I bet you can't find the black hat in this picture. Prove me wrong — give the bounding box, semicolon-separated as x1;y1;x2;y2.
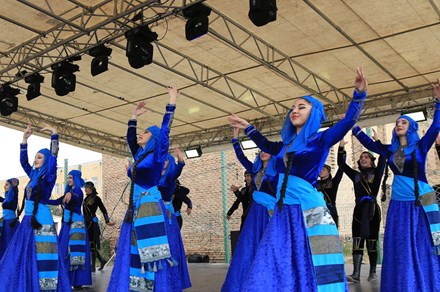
323;164;331;173
85;181;95;188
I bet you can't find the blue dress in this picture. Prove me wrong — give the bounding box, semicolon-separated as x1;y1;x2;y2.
108;104;180;292
0;134;71;292
242;91;366;292
353;100;440;291
48;190;92;286
158;158;192;290
222;139;278;292
0;178;19;260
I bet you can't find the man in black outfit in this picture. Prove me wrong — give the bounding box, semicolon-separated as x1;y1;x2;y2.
172;180;192;229
227;170;253;231
83;181;115;272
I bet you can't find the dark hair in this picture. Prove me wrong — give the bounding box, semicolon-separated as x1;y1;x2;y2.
30;177;43;229
10;193;26;228
411;151;420;206
380;162;389;202
278;152;294;211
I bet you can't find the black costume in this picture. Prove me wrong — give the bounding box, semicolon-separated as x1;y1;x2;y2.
83;182;110;272
172;182;192;230
338;146;386;282
316;165;343;227
227;184;253;231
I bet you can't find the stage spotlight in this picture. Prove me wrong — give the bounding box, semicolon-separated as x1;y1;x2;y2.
24;73;44;101
184;146;202;159
89;44;113;76
51;58;80;96
125;25;158;69
182;3;211;41
249;0;277;27
0;84;20;116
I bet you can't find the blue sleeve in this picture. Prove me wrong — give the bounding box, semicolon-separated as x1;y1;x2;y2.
352;127;389;156
321;90;366;147
174;161;185;180
0;196;4;203
127;119;139;158
244;125;284;155
419;100;440;153
154;104;175;163
45;134;59;184
231;138;254;173
20;144;32;176
47;196;64;206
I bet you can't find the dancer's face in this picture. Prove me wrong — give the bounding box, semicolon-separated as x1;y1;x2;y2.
319;167;330;179
137;130;152;147
85;186;92;195
4;181;10;192
290;98;311;129
395;118;409;137
359;152;373;168
259;151;271;162
244;173;252;185
34;152;45;169
67;175;74;187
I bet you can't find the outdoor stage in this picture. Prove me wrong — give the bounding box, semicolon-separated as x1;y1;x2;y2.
87;263;380;291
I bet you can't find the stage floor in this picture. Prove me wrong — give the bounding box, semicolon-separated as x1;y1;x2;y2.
83;263;380;291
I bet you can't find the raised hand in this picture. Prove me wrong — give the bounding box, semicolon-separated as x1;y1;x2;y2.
40;123;57;135
131;101;148;119
228;114;250;129
233;127;240;139
174;147;185;162
167;86;179;105
371;128;379;141
354;65;368;92
23;124;33;140
339;138;347;148
432;78;440;100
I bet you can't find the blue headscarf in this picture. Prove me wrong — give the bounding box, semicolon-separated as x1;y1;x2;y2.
134;125;160;160
281;95;326;153
4;178;19;203
252;153;277;177
28;148;51;189
64;170;85;196
159;154;177;186
389;115;420;155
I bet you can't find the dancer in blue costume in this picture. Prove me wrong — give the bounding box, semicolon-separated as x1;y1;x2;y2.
108;86;179;292
222;127;278;292
0;177;20;260
228;66;368;292
0;123;71;292
48;170;92;288
158;147;191;289
352;80;440;291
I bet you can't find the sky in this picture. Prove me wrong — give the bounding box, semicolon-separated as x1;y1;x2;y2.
0;125;102;180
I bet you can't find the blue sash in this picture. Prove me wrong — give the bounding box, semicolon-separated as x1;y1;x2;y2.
392;175;440;254
252;190;276;216
164;201;174;224
64;210;86;270
2;209;16;220
26;200;59;291
278;174;346;292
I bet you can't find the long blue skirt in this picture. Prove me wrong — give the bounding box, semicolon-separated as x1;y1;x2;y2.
222;202;271;292
242;204;318;292
0;216;71;291
381;200;440;291
169;213;191;289
58;221;92;286
0;218;19;260
108;201;182;292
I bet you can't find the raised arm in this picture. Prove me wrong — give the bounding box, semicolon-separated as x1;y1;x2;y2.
154;86;178;163
127;101;148;157
418;97;440;153
352;126;389;156
42;124;59;184
337;140;358;181
20;124;33;176
231;127;254;172
321;66;368;147
47;195;64;206
371;154;387;196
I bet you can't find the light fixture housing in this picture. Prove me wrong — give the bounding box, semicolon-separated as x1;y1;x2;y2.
89;44;113;76
182;3;211;41
401;108;427;122
240;139;258;150
125;25;157;69
248;0;277;27
0;84;20;116
51;58;80;96
24;73;44;101
184;146;202;159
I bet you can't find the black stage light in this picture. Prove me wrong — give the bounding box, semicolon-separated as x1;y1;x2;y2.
182;3;211;41
24;73;45;101
89;44;113;76
125;25;158;69
51;59;80;96
249;0;277;27
0;84;20;116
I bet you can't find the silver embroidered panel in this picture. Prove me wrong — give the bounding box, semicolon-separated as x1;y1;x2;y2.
39;278;58;291
139;244;170;263
129;276;154;292
303;206;335;229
